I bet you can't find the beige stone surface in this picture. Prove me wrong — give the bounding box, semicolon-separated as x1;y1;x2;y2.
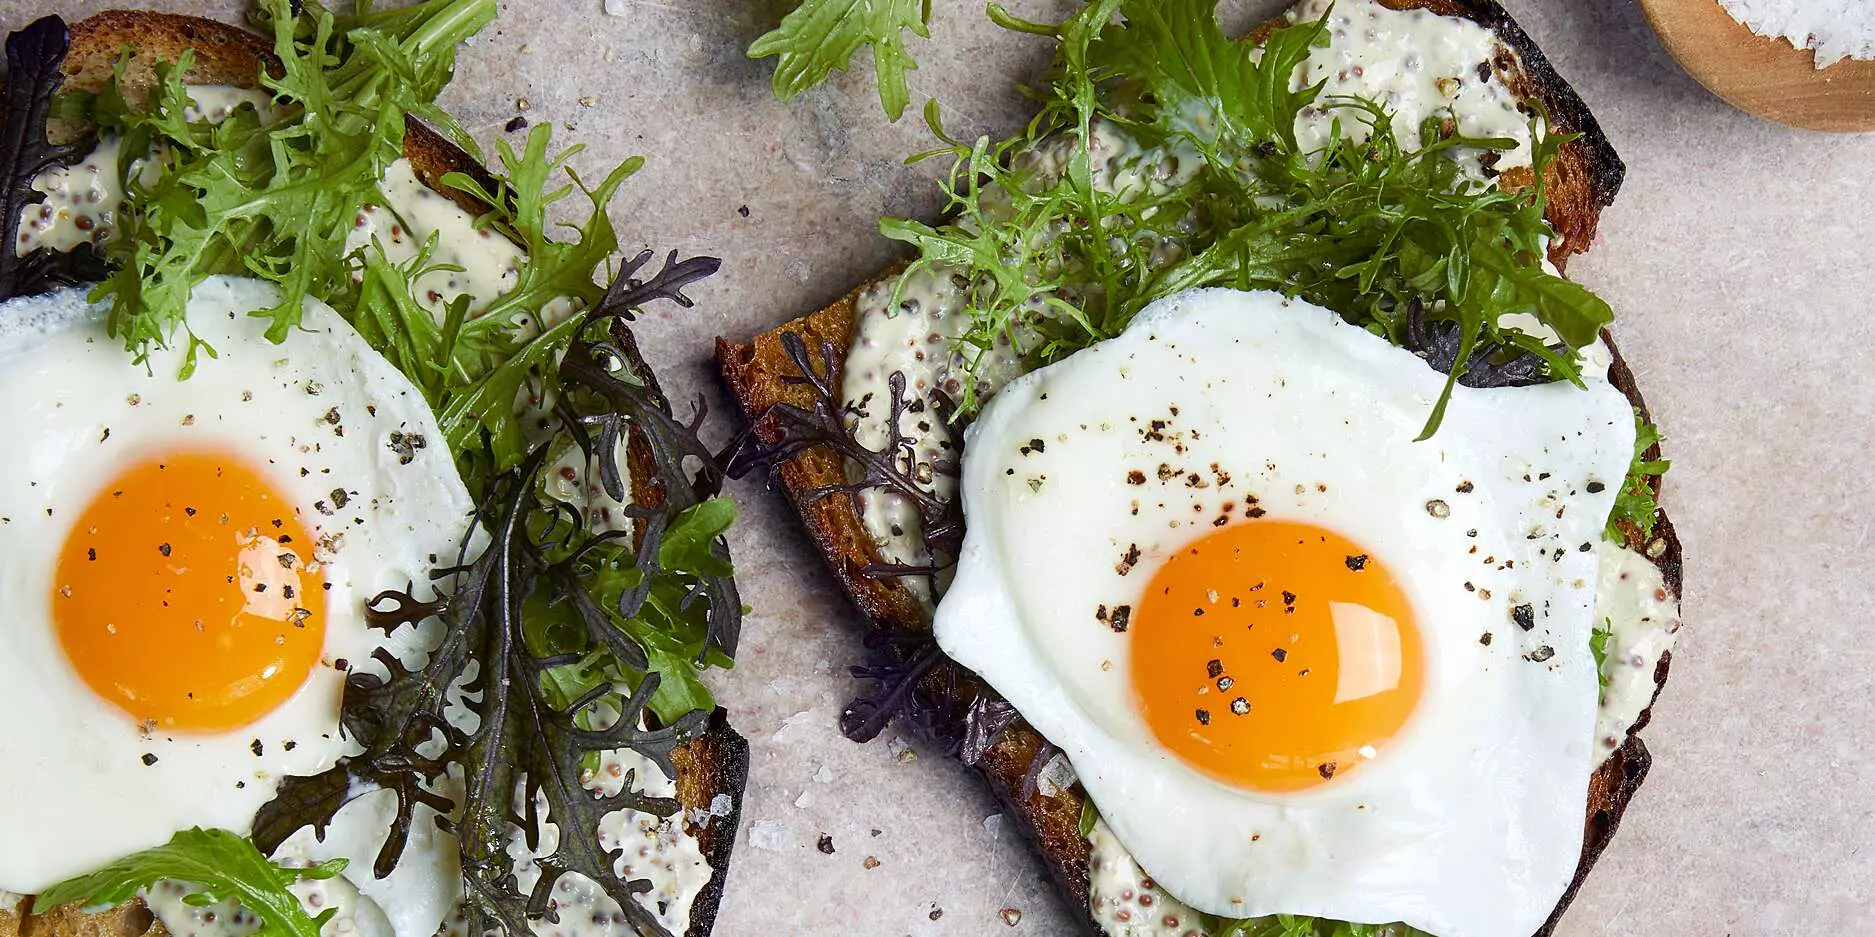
3;0;1870;933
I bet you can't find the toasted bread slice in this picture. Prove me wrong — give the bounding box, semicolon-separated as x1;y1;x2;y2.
715;2;1679;934
0;11;748;937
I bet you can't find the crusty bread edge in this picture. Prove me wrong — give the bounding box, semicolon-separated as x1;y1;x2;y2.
1;11;749;937
713;2;1678;935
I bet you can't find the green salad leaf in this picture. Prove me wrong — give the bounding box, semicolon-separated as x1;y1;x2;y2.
1592;620;1615;690
1606;407;1669;542
1209;918;1431;937
82;0;493;373
885;0;1613;435
36;829;344;937
749;0;932;121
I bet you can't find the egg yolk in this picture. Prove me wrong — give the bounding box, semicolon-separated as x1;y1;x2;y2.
52;449;326;732
1129;520;1423;793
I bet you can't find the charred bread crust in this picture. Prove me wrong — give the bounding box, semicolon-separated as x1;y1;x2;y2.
671;710;751;937
608;315;753;937
1376;0;1627;266
8;11;749;937
717;2;1676;935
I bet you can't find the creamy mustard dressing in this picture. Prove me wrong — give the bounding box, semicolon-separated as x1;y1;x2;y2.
1289;0;1537;178
17;86;273;258
1088;819;1210;937
17;136;127;256
841;266;1023;591
344;159;526;319
182;85;276;123
143;850;394;937
840;120;1197;595
542;437;635;537
506;741;714;937
1593;544;1680;758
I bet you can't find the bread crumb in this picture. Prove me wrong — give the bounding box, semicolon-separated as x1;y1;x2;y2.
863;855;881;870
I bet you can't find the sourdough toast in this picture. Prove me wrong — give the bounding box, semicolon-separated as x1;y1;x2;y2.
0;11;748;937
716;2;1680;934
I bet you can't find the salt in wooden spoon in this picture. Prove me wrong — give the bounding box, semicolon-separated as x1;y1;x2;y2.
1638;0;1875;132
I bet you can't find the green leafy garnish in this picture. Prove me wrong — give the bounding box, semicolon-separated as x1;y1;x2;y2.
1605;407;1669;542
1208;918;1430;937
82;0;493;373
749;0;932;121
883;0;1612;434
36;829;344;937
54;2;743;933
1592;619;1614;690
356;122;643;484
250;121;734;937
1077;794;1099;838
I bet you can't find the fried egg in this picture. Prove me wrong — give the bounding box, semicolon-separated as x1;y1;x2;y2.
934;288;1635;937
0;276;473;902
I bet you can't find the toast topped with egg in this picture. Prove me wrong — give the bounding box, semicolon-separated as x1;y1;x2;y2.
719;1;1681;935
0;6;748;937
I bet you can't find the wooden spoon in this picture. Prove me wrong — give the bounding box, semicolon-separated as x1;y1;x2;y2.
1638;0;1875;132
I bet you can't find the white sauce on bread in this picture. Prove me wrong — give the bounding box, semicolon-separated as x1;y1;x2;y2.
16;86;272;258
182;85;276;124
507;740;714;937
344;159;526;319
17;135;127;256
1593;544;1680;757
1289;0;1537;179
143;836;398;937
1088;818;1210;937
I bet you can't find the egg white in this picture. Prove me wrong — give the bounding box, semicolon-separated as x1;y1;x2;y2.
0;276;473;899
934;289;1635;937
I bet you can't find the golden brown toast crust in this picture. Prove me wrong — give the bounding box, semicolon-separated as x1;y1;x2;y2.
4;10;748;937
715;2;1678;934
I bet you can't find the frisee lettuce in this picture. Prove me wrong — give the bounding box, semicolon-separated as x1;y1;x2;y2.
82;0;493;374
1606;407;1669;542
526;494;739;723
884;0;1614;437
749;0;931;121
36;829;345;937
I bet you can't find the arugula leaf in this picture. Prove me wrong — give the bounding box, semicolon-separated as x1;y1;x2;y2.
1592;620;1614;690
749;0;932;121
881;0;1614;435
1606;407;1669;542
36;829;344;937
81;0;494;372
